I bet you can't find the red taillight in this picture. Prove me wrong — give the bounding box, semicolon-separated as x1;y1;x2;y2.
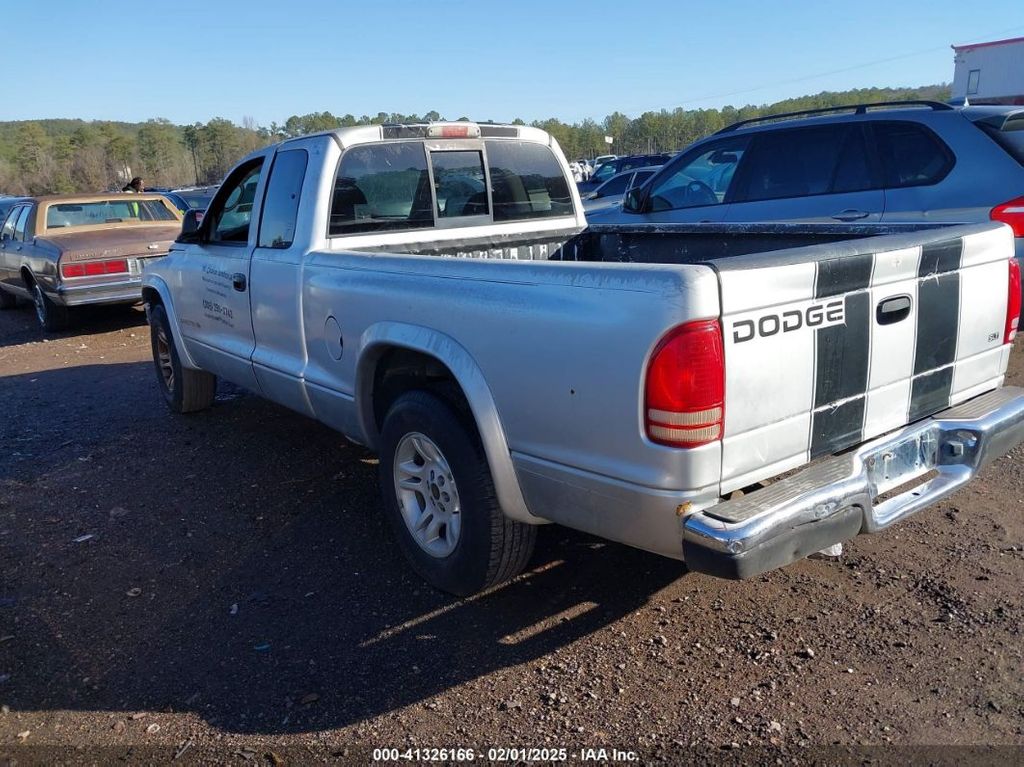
991;196;1024;238
1006;258;1021;344
60;259;128;279
645;319;725;448
426;122;481;139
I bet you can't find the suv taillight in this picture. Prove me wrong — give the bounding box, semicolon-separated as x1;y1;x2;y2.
991;196;1024;237
645;320;725;448
1006;258;1021;344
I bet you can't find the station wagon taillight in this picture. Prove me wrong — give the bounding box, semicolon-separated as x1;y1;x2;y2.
645;320;725;448
991;195;1024;237
60;259;129;279
1006;258;1021;344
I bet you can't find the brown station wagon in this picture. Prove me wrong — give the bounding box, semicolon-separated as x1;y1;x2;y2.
0;193;182;330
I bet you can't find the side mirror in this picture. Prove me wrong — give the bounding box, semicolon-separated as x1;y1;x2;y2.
622;187;645;214
178;209;203;243
0;232;8;243
584;191;598;201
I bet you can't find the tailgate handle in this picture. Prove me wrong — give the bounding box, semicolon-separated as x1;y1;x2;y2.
877;295;912;325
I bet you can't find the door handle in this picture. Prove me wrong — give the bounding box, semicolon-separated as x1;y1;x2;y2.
232;273;247;292
877;295;912;325
832;209;870;222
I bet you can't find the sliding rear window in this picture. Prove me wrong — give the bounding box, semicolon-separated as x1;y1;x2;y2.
484;140;573;222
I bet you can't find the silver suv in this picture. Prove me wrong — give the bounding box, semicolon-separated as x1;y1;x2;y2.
588;101;1024;265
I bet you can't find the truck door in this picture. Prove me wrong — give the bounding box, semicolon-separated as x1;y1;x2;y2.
249;146;314;415
174;156;266;391
711;224;1012;495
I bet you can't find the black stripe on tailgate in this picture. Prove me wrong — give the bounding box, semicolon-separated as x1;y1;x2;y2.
908;238;963;422
810;254;873;458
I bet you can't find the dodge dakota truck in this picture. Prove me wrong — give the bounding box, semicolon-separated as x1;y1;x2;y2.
142;122;1024;596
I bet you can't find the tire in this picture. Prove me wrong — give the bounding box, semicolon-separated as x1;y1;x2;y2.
0;287;16;310
148;303;216;413
379;390;536;596
31;281;71;331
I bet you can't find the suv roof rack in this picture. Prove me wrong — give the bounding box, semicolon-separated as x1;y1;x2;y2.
715;100;955;134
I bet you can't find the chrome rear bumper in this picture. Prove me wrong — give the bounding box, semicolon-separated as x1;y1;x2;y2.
683;386;1024;579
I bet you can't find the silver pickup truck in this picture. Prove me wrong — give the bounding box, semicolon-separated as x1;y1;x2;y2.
142;122;1024;596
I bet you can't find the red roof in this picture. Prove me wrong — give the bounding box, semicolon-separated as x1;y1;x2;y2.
952;35;1024;53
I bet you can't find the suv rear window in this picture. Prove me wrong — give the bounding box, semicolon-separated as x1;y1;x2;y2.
873;121;953;188
977;123;1024;167
485;140;573;222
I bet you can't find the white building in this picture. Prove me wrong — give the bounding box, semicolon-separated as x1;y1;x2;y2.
951;36;1024;105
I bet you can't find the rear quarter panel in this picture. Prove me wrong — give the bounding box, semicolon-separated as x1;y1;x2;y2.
299;253;722;492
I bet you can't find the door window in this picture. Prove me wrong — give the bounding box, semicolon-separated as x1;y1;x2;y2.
208;161;264;245
648;137;748;212
13;206;31;241
873;121;953;188
830;127;874;193
735;125;859;203
1;206;22;241
595;172;633;198
329;142;433;235
431;150;488;218
258;149;308;249
630;169;655;189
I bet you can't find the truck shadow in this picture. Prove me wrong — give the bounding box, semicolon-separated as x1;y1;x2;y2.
0;362;685;735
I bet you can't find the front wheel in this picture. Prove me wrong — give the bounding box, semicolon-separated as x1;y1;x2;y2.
148;303;216;413
32;282;70;331
379;390;536;596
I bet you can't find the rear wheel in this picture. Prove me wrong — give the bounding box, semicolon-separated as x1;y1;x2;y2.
31;282;70;331
149;303;216;413
379;390;536;596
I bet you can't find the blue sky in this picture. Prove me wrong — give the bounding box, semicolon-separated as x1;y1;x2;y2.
8;0;1023;126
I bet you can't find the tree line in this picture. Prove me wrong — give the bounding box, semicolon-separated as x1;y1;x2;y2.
0;84;949;196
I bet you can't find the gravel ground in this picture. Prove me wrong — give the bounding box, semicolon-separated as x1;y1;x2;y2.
0;302;1022;764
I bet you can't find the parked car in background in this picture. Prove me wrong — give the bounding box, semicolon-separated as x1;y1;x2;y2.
0;194;182;330
577;153;672;195
590;101;1024;300
0;195;29;222
593;153;617;168
582;165;659;214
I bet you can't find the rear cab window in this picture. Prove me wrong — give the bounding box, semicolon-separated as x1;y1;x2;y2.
328;137;573;236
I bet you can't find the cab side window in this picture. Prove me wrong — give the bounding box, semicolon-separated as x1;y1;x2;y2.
208;160;264;245
258;149;308;249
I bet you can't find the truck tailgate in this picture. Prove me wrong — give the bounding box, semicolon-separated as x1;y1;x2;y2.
714;223;1014;494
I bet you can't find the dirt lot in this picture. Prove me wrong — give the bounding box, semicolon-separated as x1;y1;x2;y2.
0;303;1022;763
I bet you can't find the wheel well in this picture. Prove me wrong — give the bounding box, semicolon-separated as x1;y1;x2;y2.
370;347;470;433
20;268;34;288
141;286;162;307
